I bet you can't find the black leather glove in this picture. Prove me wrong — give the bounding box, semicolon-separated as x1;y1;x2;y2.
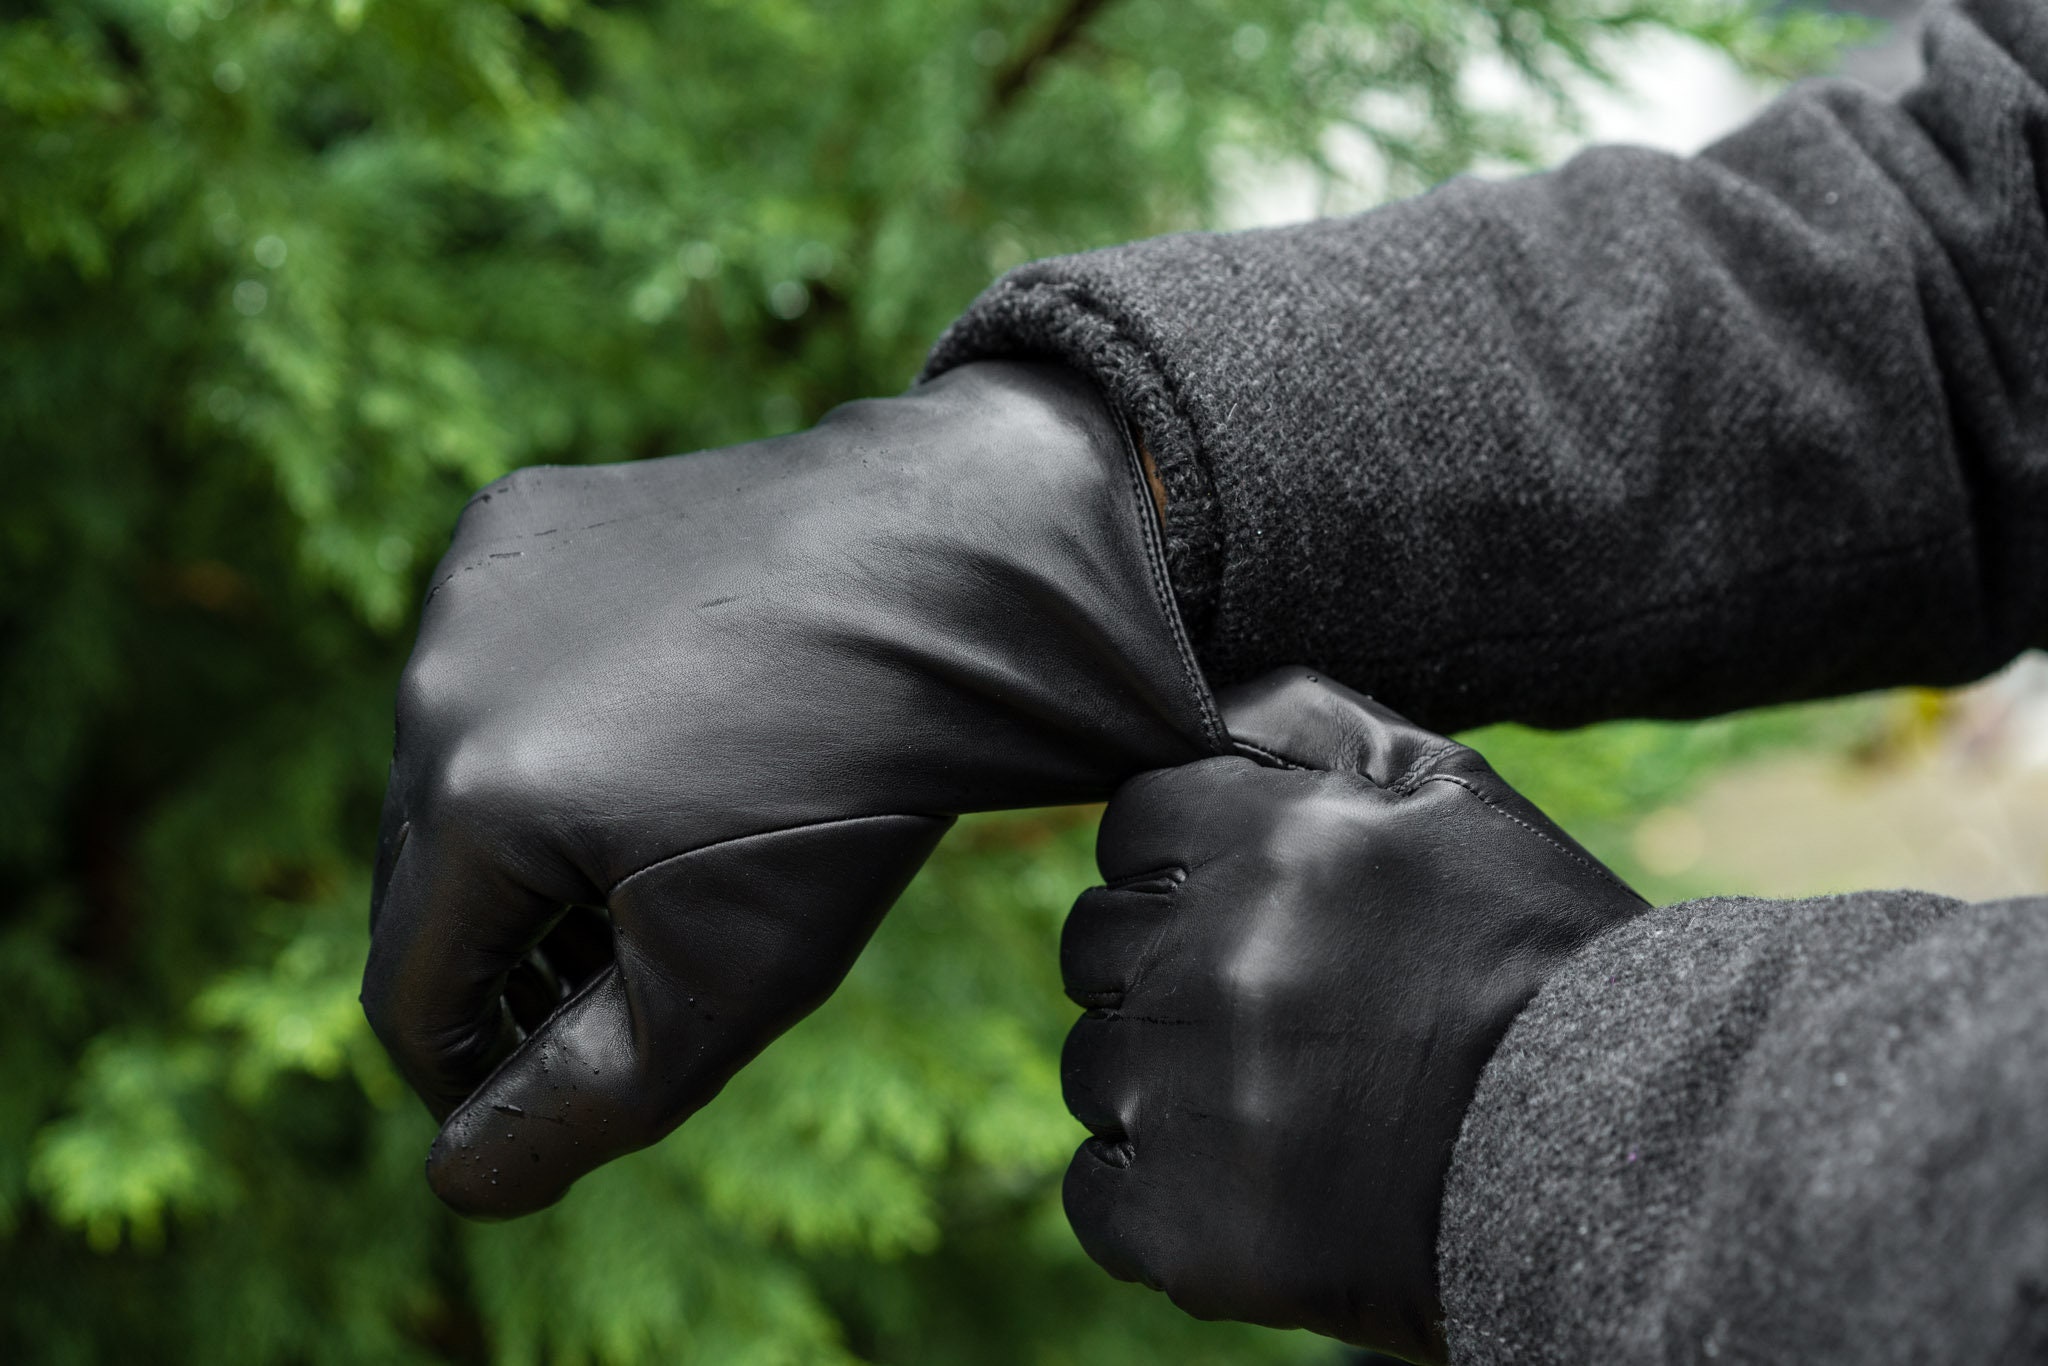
1059;668;1648;1362
365;361;1224;1218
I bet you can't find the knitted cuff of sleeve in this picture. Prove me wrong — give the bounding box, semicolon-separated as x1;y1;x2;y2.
923;268;1224;649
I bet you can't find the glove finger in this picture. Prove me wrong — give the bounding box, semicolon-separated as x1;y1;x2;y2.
1064;1117;1212;1301
360;826;578;1120
1063;1130;1155;1285
1064;1016;1322;1331
1067;1137;1300;1331
1060;1010;1149;1144
1223;670;1639;907
1061;884;1182;1010
1061;1006;1152;1284
1094;756;1263;884
426;812;950;1220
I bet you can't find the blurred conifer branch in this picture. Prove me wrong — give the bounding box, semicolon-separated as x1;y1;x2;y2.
0;0;1864;1357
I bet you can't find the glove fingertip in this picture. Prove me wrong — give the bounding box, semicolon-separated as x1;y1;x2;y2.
426;1098;577;1221
420;982;635;1221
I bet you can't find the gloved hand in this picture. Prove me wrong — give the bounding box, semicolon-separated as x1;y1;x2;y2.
1059;668;1648;1363
365;361;1224;1218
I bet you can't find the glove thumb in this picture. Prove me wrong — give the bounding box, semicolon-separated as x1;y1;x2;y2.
1217;666;1453;782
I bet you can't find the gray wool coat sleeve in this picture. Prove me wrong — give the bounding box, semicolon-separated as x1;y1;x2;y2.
924;0;2048;735
1438;889;2048;1364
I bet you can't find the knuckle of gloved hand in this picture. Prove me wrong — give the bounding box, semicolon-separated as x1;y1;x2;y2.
1204;964;1323;1109
1209;936;1301;1013
392;637;482;746
408;725;545;836
1246;771;1361;841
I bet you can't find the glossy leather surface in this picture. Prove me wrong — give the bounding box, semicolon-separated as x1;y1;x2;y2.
1061;668;1647;1362
365;361;1224;1218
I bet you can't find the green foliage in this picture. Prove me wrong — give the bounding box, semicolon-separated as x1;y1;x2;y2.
1464;694;1891;904
2;0;1855;1359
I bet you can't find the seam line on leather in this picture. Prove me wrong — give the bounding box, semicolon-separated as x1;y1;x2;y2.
1054;281;1223;645
1229;738;1314;773
1388;739;1463;795
1414;773;1643;901
1109;403;1228;753
924;275;1225;647
605;811;942;898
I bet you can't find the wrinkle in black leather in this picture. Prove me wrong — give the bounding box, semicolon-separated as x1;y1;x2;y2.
1059;668;1648;1362
364;361;1222;1218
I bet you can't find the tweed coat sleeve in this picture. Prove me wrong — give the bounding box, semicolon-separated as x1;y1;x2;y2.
1435;888;2048;1364
928;0;2048;732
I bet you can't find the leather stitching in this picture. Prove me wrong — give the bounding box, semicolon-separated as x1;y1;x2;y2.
1388;739;1463;795
937;279;1973;689
1109;402;1230;753
1229;738;1311;772
1413;773;1643;901
424;516;652;607
947;275;1227;710
989;278;1227;634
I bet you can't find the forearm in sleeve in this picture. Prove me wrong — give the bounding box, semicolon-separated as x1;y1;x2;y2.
926;0;2048;732
1438;890;2048;1364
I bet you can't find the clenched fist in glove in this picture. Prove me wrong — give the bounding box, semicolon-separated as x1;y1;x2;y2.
1059;669;1648;1362
366;361;1225;1219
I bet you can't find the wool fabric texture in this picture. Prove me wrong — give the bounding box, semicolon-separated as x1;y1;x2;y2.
928;2;2048;1358
1441;891;2048;1363
926;0;2048;735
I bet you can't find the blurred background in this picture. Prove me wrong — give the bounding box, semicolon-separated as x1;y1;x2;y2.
6;0;2037;1362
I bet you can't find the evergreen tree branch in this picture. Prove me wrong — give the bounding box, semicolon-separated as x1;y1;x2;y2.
991;0;1116;111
